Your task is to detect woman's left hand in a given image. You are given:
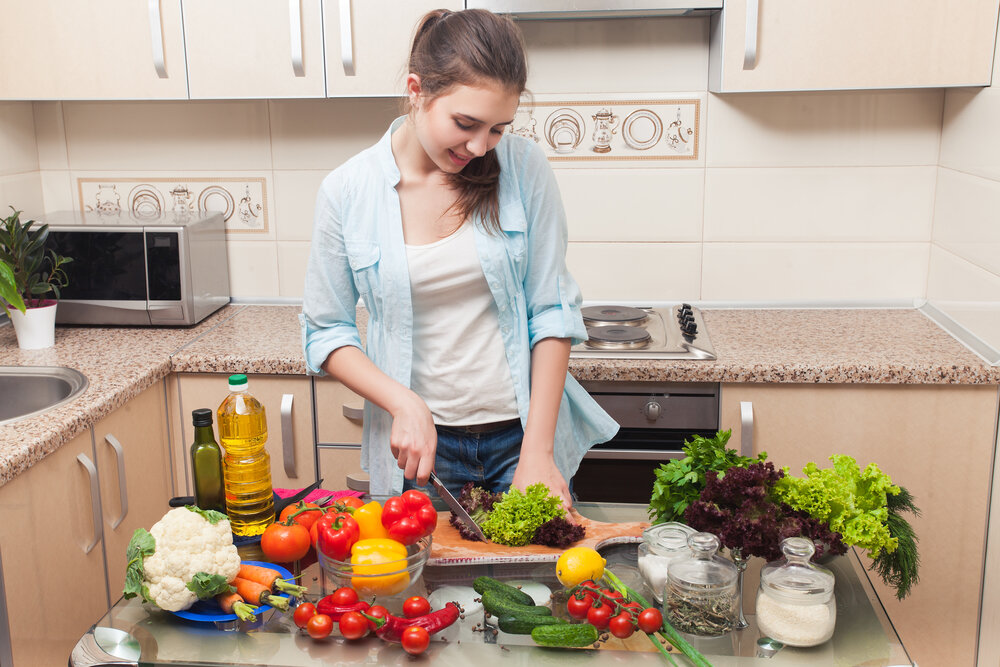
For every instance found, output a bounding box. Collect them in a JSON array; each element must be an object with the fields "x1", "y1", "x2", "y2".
[{"x1": 511, "y1": 452, "x2": 573, "y2": 516}]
